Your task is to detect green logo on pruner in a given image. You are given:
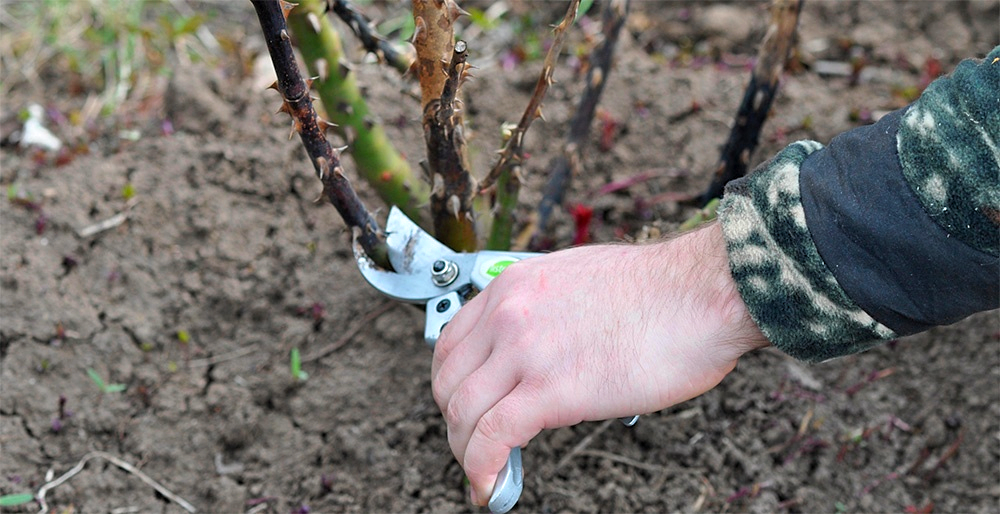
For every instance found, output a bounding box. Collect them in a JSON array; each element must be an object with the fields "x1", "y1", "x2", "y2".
[{"x1": 485, "y1": 259, "x2": 516, "y2": 277}]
